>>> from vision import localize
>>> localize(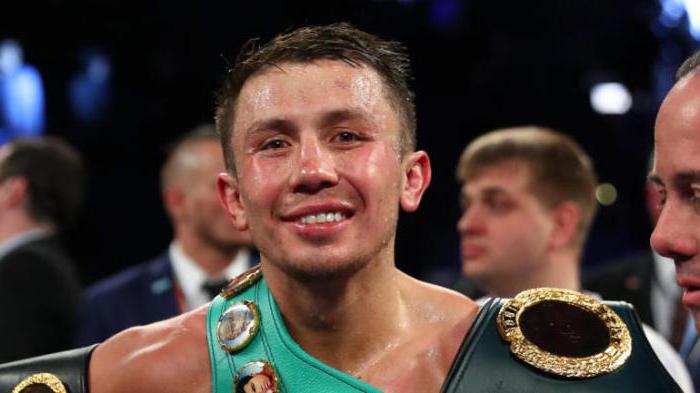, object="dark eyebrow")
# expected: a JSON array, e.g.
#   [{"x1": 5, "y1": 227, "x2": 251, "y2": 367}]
[
  {"x1": 676, "y1": 171, "x2": 700, "y2": 185},
  {"x1": 245, "y1": 118, "x2": 297, "y2": 138},
  {"x1": 482, "y1": 187, "x2": 509, "y2": 198},
  {"x1": 244, "y1": 108, "x2": 372, "y2": 138},
  {"x1": 647, "y1": 171, "x2": 700, "y2": 187}
]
